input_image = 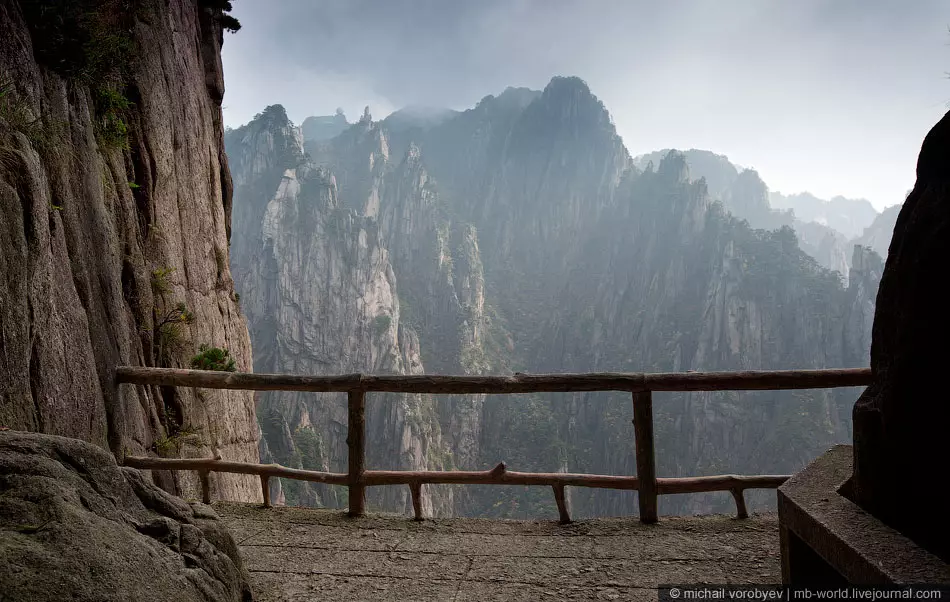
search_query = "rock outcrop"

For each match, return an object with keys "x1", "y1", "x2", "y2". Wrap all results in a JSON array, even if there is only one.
[
  {"x1": 852, "y1": 109, "x2": 950, "y2": 562},
  {"x1": 0, "y1": 0, "x2": 259, "y2": 501},
  {"x1": 0, "y1": 430, "x2": 253, "y2": 601}
]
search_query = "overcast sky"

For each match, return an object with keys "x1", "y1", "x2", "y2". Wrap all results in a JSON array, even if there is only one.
[{"x1": 221, "y1": 0, "x2": 949, "y2": 210}]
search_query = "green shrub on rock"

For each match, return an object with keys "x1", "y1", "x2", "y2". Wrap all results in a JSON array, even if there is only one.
[{"x1": 190, "y1": 344, "x2": 237, "y2": 372}]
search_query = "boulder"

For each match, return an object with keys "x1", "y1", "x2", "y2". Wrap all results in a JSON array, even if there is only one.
[
  {"x1": 0, "y1": 431, "x2": 253, "y2": 601},
  {"x1": 851, "y1": 109, "x2": 950, "y2": 562}
]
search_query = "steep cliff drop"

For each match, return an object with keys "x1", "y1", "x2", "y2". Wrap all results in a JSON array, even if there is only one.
[
  {"x1": 0, "y1": 0, "x2": 260, "y2": 502},
  {"x1": 228, "y1": 78, "x2": 883, "y2": 519},
  {"x1": 227, "y1": 105, "x2": 493, "y2": 515}
]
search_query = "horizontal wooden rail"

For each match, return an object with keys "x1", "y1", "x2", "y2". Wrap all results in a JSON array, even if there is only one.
[
  {"x1": 125, "y1": 456, "x2": 788, "y2": 493},
  {"x1": 124, "y1": 457, "x2": 641, "y2": 489},
  {"x1": 124, "y1": 456, "x2": 349, "y2": 485},
  {"x1": 123, "y1": 456, "x2": 789, "y2": 520},
  {"x1": 656, "y1": 474, "x2": 789, "y2": 494},
  {"x1": 118, "y1": 365, "x2": 865, "y2": 523},
  {"x1": 363, "y1": 463, "x2": 641, "y2": 489},
  {"x1": 116, "y1": 366, "x2": 871, "y2": 394}
]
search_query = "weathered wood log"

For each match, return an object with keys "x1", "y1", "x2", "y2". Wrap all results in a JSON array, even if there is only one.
[
  {"x1": 642, "y1": 369, "x2": 871, "y2": 391},
  {"x1": 124, "y1": 456, "x2": 349, "y2": 485},
  {"x1": 410, "y1": 482, "x2": 423, "y2": 521},
  {"x1": 261, "y1": 475, "x2": 271, "y2": 508},
  {"x1": 116, "y1": 366, "x2": 363, "y2": 391},
  {"x1": 361, "y1": 466, "x2": 640, "y2": 489},
  {"x1": 124, "y1": 456, "x2": 789, "y2": 494},
  {"x1": 655, "y1": 474, "x2": 789, "y2": 494},
  {"x1": 347, "y1": 391, "x2": 366, "y2": 517},
  {"x1": 731, "y1": 488, "x2": 748, "y2": 519},
  {"x1": 553, "y1": 485, "x2": 571, "y2": 524},
  {"x1": 115, "y1": 366, "x2": 871, "y2": 395},
  {"x1": 199, "y1": 470, "x2": 211, "y2": 504},
  {"x1": 632, "y1": 391, "x2": 658, "y2": 523}
]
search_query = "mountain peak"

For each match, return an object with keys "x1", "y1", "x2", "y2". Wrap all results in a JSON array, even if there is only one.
[
  {"x1": 251, "y1": 104, "x2": 293, "y2": 129},
  {"x1": 494, "y1": 86, "x2": 542, "y2": 109},
  {"x1": 729, "y1": 169, "x2": 770, "y2": 210},
  {"x1": 538, "y1": 76, "x2": 602, "y2": 112},
  {"x1": 544, "y1": 76, "x2": 592, "y2": 96},
  {"x1": 524, "y1": 75, "x2": 615, "y2": 135},
  {"x1": 658, "y1": 150, "x2": 689, "y2": 183}
]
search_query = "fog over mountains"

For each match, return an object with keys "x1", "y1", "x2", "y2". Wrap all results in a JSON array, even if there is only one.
[
  {"x1": 226, "y1": 78, "x2": 887, "y2": 517},
  {"x1": 222, "y1": 0, "x2": 949, "y2": 213}
]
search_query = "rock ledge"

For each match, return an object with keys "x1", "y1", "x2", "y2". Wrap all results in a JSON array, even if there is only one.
[{"x1": 0, "y1": 431, "x2": 253, "y2": 601}]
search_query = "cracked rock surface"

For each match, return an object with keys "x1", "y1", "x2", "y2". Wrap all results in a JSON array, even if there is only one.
[{"x1": 0, "y1": 431, "x2": 253, "y2": 601}]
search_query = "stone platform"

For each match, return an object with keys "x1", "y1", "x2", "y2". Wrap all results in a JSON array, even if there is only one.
[
  {"x1": 216, "y1": 502, "x2": 781, "y2": 601},
  {"x1": 778, "y1": 445, "x2": 950, "y2": 584}
]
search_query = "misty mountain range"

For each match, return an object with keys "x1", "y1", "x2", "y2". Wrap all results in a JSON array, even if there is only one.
[
  {"x1": 304, "y1": 107, "x2": 899, "y2": 281},
  {"x1": 225, "y1": 76, "x2": 887, "y2": 518}
]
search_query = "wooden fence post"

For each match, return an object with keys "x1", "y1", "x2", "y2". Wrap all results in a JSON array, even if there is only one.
[
  {"x1": 632, "y1": 391, "x2": 658, "y2": 523},
  {"x1": 731, "y1": 488, "x2": 748, "y2": 519},
  {"x1": 347, "y1": 391, "x2": 366, "y2": 517},
  {"x1": 410, "y1": 482, "x2": 423, "y2": 521},
  {"x1": 199, "y1": 470, "x2": 211, "y2": 505},
  {"x1": 552, "y1": 485, "x2": 571, "y2": 524},
  {"x1": 261, "y1": 475, "x2": 271, "y2": 508}
]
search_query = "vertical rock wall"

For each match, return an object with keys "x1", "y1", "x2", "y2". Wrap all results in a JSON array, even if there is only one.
[
  {"x1": 852, "y1": 109, "x2": 950, "y2": 562},
  {"x1": 0, "y1": 0, "x2": 260, "y2": 502}
]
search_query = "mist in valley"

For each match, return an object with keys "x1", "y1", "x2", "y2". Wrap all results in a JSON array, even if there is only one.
[{"x1": 217, "y1": 0, "x2": 949, "y2": 518}]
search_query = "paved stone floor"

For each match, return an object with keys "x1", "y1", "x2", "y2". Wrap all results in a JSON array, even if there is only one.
[{"x1": 216, "y1": 503, "x2": 780, "y2": 601}]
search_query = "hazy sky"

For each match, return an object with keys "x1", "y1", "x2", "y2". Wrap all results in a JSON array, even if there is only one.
[{"x1": 221, "y1": 1, "x2": 950, "y2": 210}]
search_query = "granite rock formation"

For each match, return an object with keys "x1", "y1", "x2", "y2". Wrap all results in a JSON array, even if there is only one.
[
  {"x1": 0, "y1": 430, "x2": 253, "y2": 601},
  {"x1": 0, "y1": 0, "x2": 259, "y2": 501},
  {"x1": 228, "y1": 106, "x2": 475, "y2": 514},
  {"x1": 851, "y1": 109, "x2": 950, "y2": 562}
]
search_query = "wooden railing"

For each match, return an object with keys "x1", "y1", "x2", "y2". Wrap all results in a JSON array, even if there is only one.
[{"x1": 116, "y1": 366, "x2": 871, "y2": 523}]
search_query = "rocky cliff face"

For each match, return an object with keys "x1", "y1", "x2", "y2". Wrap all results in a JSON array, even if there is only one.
[
  {"x1": 229, "y1": 77, "x2": 883, "y2": 518},
  {"x1": 634, "y1": 149, "x2": 887, "y2": 284},
  {"x1": 851, "y1": 203, "x2": 902, "y2": 258},
  {"x1": 793, "y1": 220, "x2": 852, "y2": 285},
  {"x1": 842, "y1": 245, "x2": 883, "y2": 368},
  {"x1": 0, "y1": 0, "x2": 259, "y2": 502},
  {"x1": 531, "y1": 153, "x2": 874, "y2": 516},
  {"x1": 228, "y1": 106, "x2": 499, "y2": 514}
]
